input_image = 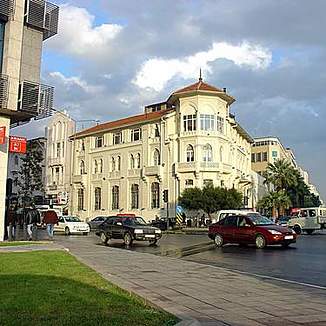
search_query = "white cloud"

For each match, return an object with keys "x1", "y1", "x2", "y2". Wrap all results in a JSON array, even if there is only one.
[
  {"x1": 133, "y1": 41, "x2": 272, "y2": 91},
  {"x1": 47, "y1": 4, "x2": 123, "y2": 56},
  {"x1": 49, "y1": 71, "x2": 104, "y2": 94}
]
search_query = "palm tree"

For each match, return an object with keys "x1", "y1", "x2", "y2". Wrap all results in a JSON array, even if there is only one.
[
  {"x1": 266, "y1": 159, "x2": 297, "y2": 191},
  {"x1": 258, "y1": 191, "x2": 291, "y2": 218}
]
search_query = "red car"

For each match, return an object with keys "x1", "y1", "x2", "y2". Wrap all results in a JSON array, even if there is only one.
[{"x1": 208, "y1": 214, "x2": 297, "y2": 249}]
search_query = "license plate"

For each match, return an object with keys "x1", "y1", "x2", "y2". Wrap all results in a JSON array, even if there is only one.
[
  {"x1": 284, "y1": 235, "x2": 293, "y2": 240},
  {"x1": 145, "y1": 235, "x2": 155, "y2": 238}
]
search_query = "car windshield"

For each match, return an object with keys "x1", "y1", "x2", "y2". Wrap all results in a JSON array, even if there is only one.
[
  {"x1": 65, "y1": 216, "x2": 81, "y2": 222},
  {"x1": 127, "y1": 217, "x2": 147, "y2": 225},
  {"x1": 248, "y1": 215, "x2": 274, "y2": 226}
]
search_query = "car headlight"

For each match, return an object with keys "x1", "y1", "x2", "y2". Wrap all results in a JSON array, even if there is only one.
[
  {"x1": 134, "y1": 229, "x2": 143, "y2": 234},
  {"x1": 268, "y1": 230, "x2": 282, "y2": 235},
  {"x1": 155, "y1": 229, "x2": 162, "y2": 234}
]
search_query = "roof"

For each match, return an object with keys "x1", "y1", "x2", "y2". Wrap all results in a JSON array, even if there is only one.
[{"x1": 72, "y1": 109, "x2": 173, "y2": 138}]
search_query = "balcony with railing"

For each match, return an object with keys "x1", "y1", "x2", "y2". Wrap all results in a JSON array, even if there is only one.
[
  {"x1": 0, "y1": 74, "x2": 9, "y2": 110},
  {"x1": 127, "y1": 169, "x2": 141, "y2": 178},
  {"x1": 0, "y1": 0, "x2": 15, "y2": 20},
  {"x1": 199, "y1": 162, "x2": 219, "y2": 171},
  {"x1": 177, "y1": 162, "x2": 197, "y2": 173},
  {"x1": 25, "y1": 0, "x2": 59, "y2": 40},
  {"x1": 109, "y1": 170, "x2": 121, "y2": 179},
  {"x1": 143, "y1": 165, "x2": 162, "y2": 176}
]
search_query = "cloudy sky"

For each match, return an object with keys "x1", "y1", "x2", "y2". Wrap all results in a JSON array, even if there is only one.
[{"x1": 16, "y1": 0, "x2": 326, "y2": 200}]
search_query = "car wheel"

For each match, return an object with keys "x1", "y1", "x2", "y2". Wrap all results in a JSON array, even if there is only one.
[
  {"x1": 149, "y1": 239, "x2": 157, "y2": 246},
  {"x1": 214, "y1": 234, "x2": 223, "y2": 247},
  {"x1": 255, "y1": 234, "x2": 266, "y2": 249},
  {"x1": 100, "y1": 232, "x2": 109, "y2": 245},
  {"x1": 306, "y1": 229, "x2": 314, "y2": 235},
  {"x1": 293, "y1": 225, "x2": 302, "y2": 235},
  {"x1": 124, "y1": 232, "x2": 133, "y2": 246},
  {"x1": 64, "y1": 227, "x2": 70, "y2": 236}
]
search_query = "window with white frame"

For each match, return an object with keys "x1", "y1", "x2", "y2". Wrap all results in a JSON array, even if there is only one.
[
  {"x1": 56, "y1": 142, "x2": 61, "y2": 157},
  {"x1": 80, "y1": 160, "x2": 86, "y2": 174},
  {"x1": 203, "y1": 144, "x2": 213, "y2": 162},
  {"x1": 186, "y1": 144, "x2": 194, "y2": 162},
  {"x1": 216, "y1": 116, "x2": 224, "y2": 133},
  {"x1": 130, "y1": 154, "x2": 135, "y2": 169},
  {"x1": 153, "y1": 149, "x2": 160, "y2": 166},
  {"x1": 112, "y1": 185, "x2": 119, "y2": 210},
  {"x1": 78, "y1": 188, "x2": 84, "y2": 211},
  {"x1": 94, "y1": 160, "x2": 98, "y2": 174},
  {"x1": 131, "y1": 184, "x2": 139, "y2": 209},
  {"x1": 94, "y1": 187, "x2": 101, "y2": 210},
  {"x1": 99, "y1": 159, "x2": 103, "y2": 173},
  {"x1": 136, "y1": 153, "x2": 141, "y2": 168},
  {"x1": 113, "y1": 131, "x2": 122, "y2": 145},
  {"x1": 183, "y1": 114, "x2": 197, "y2": 131},
  {"x1": 95, "y1": 135, "x2": 103, "y2": 148},
  {"x1": 117, "y1": 156, "x2": 121, "y2": 171},
  {"x1": 111, "y1": 157, "x2": 116, "y2": 171},
  {"x1": 200, "y1": 114, "x2": 215, "y2": 131},
  {"x1": 131, "y1": 128, "x2": 142, "y2": 142},
  {"x1": 151, "y1": 182, "x2": 160, "y2": 208}
]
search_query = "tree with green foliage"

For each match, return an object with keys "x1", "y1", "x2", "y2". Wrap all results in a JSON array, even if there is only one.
[
  {"x1": 258, "y1": 190, "x2": 292, "y2": 218},
  {"x1": 179, "y1": 185, "x2": 243, "y2": 217},
  {"x1": 16, "y1": 141, "x2": 44, "y2": 202}
]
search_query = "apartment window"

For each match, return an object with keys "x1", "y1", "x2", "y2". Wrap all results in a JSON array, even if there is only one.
[
  {"x1": 204, "y1": 179, "x2": 213, "y2": 187},
  {"x1": 136, "y1": 153, "x2": 141, "y2": 168},
  {"x1": 216, "y1": 116, "x2": 224, "y2": 133},
  {"x1": 251, "y1": 153, "x2": 255, "y2": 163},
  {"x1": 81, "y1": 139, "x2": 85, "y2": 151},
  {"x1": 200, "y1": 114, "x2": 215, "y2": 131},
  {"x1": 130, "y1": 154, "x2": 135, "y2": 169},
  {"x1": 256, "y1": 152, "x2": 262, "y2": 162},
  {"x1": 55, "y1": 167, "x2": 60, "y2": 183},
  {"x1": 111, "y1": 157, "x2": 116, "y2": 171},
  {"x1": 153, "y1": 149, "x2": 160, "y2": 166},
  {"x1": 185, "y1": 179, "x2": 194, "y2": 186},
  {"x1": 62, "y1": 142, "x2": 65, "y2": 158},
  {"x1": 262, "y1": 152, "x2": 268, "y2": 161},
  {"x1": 186, "y1": 145, "x2": 194, "y2": 162},
  {"x1": 112, "y1": 185, "x2": 119, "y2": 210},
  {"x1": 77, "y1": 188, "x2": 84, "y2": 211},
  {"x1": 131, "y1": 128, "x2": 142, "y2": 141},
  {"x1": 95, "y1": 135, "x2": 103, "y2": 148},
  {"x1": 272, "y1": 150, "x2": 278, "y2": 158},
  {"x1": 94, "y1": 160, "x2": 98, "y2": 174},
  {"x1": 151, "y1": 182, "x2": 160, "y2": 208},
  {"x1": 117, "y1": 156, "x2": 121, "y2": 171},
  {"x1": 183, "y1": 114, "x2": 197, "y2": 131},
  {"x1": 113, "y1": 131, "x2": 122, "y2": 145},
  {"x1": 0, "y1": 21, "x2": 5, "y2": 72},
  {"x1": 131, "y1": 184, "x2": 139, "y2": 209},
  {"x1": 203, "y1": 144, "x2": 213, "y2": 162},
  {"x1": 94, "y1": 187, "x2": 101, "y2": 210},
  {"x1": 154, "y1": 124, "x2": 160, "y2": 137},
  {"x1": 99, "y1": 159, "x2": 103, "y2": 173},
  {"x1": 56, "y1": 142, "x2": 61, "y2": 157}
]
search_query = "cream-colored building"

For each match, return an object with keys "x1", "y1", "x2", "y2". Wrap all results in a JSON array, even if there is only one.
[
  {"x1": 0, "y1": 0, "x2": 58, "y2": 240},
  {"x1": 70, "y1": 78, "x2": 257, "y2": 222},
  {"x1": 45, "y1": 111, "x2": 75, "y2": 206}
]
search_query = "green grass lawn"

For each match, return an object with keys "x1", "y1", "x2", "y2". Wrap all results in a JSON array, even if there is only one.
[
  {"x1": 0, "y1": 241, "x2": 46, "y2": 247},
  {"x1": 0, "y1": 251, "x2": 178, "y2": 326}
]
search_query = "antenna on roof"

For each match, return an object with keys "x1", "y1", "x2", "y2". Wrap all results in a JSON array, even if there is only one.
[{"x1": 199, "y1": 68, "x2": 202, "y2": 82}]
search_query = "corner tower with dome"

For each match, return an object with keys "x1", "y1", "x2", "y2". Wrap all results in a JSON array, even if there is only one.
[{"x1": 69, "y1": 78, "x2": 256, "y2": 221}]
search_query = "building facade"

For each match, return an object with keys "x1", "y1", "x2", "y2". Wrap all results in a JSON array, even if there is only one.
[
  {"x1": 45, "y1": 111, "x2": 75, "y2": 206},
  {"x1": 0, "y1": 0, "x2": 58, "y2": 240},
  {"x1": 70, "y1": 79, "x2": 256, "y2": 222}
]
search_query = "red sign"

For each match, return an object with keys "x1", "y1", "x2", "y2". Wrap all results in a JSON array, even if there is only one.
[
  {"x1": 9, "y1": 136, "x2": 27, "y2": 154},
  {"x1": 0, "y1": 126, "x2": 6, "y2": 145}
]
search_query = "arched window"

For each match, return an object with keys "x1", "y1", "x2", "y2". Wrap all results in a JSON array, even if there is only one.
[
  {"x1": 78, "y1": 188, "x2": 84, "y2": 211},
  {"x1": 151, "y1": 182, "x2": 160, "y2": 208},
  {"x1": 94, "y1": 187, "x2": 101, "y2": 210},
  {"x1": 111, "y1": 157, "x2": 116, "y2": 171},
  {"x1": 203, "y1": 144, "x2": 212, "y2": 162},
  {"x1": 153, "y1": 149, "x2": 160, "y2": 166},
  {"x1": 220, "y1": 146, "x2": 223, "y2": 162},
  {"x1": 94, "y1": 160, "x2": 98, "y2": 174},
  {"x1": 117, "y1": 156, "x2": 121, "y2": 171},
  {"x1": 131, "y1": 184, "x2": 139, "y2": 209},
  {"x1": 80, "y1": 160, "x2": 85, "y2": 175},
  {"x1": 130, "y1": 154, "x2": 135, "y2": 169},
  {"x1": 186, "y1": 145, "x2": 194, "y2": 162},
  {"x1": 136, "y1": 153, "x2": 141, "y2": 169},
  {"x1": 112, "y1": 185, "x2": 119, "y2": 210}
]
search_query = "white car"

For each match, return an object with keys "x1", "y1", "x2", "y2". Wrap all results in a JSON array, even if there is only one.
[{"x1": 54, "y1": 216, "x2": 90, "y2": 235}]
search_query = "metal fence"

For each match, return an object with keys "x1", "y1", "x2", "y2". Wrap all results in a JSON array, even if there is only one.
[{"x1": 0, "y1": 0, "x2": 15, "y2": 19}]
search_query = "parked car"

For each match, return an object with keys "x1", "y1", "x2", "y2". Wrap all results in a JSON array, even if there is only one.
[
  {"x1": 96, "y1": 215, "x2": 162, "y2": 246},
  {"x1": 208, "y1": 214, "x2": 297, "y2": 249},
  {"x1": 88, "y1": 216, "x2": 111, "y2": 231},
  {"x1": 276, "y1": 216, "x2": 291, "y2": 227},
  {"x1": 54, "y1": 216, "x2": 90, "y2": 235},
  {"x1": 150, "y1": 218, "x2": 176, "y2": 230}
]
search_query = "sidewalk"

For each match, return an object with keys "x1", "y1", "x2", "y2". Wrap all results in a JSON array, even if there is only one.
[{"x1": 62, "y1": 239, "x2": 326, "y2": 326}]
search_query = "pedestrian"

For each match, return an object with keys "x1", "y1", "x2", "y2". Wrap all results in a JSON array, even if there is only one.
[
  {"x1": 26, "y1": 204, "x2": 41, "y2": 241},
  {"x1": 42, "y1": 210, "x2": 58, "y2": 240},
  {"x1": 7, "y1": 203, "x2": 18, "y2": 241}
]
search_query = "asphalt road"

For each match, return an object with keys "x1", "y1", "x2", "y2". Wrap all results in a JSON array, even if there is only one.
[{"x1": 57, "y1": 231, "x2": 326, "y2": 288}]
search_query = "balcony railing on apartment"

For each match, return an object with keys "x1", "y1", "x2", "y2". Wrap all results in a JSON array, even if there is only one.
[
  {"x1": 17, "y1": 81, "x2": 54, "y2": 118},
  {"x1": 0, "y1": 0, "x2": 15, "y2": 20},
  {"x1": 25, "y1": 0, "x2": 59, "y2": 40},
  {"x1": 0, "y1": 74, "x2": 9, "y2": 109}
]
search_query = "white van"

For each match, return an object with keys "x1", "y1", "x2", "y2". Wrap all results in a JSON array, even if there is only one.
[
  {"x1": 211, "y1": 210, "x2": 261, "y2": 224},
  {"x1": 288, "y1": 207, "x2": 326, "y2": 235}
]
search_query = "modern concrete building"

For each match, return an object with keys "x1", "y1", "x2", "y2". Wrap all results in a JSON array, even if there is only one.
[
  {"x1": 69, "y1": 78, "x2": 256, "y2": 222},
  {"x1": 0, "y1": 0, "x2": 58, "y2": 240},
  {"x1": 7, "y1": 136, "x2": 46, "y2": 201},
  {"x1": 45, "y1": 111, "x2": 75, "y2": 206}
]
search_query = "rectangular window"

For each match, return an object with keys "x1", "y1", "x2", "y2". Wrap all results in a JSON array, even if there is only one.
[
  {"x1": 95, "y1": 187, "x2": 101, "y2": 210},
  {"x1": 185, "y1": 179, "x2": 194, "y2": 186},
  {"x1": 131, "y1": 128, "x2": 142, "y2": 142},
  {"x1": 113, "y1": 131, "x2": 122, "y2": 145},
  {"x1": 203, "y1": 179, "x2": 213, "y2": 187},
  {"x1": 95, "y1": 136, "x2": 103, "y2": 148},
  {"x1": 251, "y1": 153, "x2": 256, "y2": 163},
  {"x1": 183, "y1": 114, "x2": 197, "y2": 132},
  {"x1": 200, "y1": 114, "x2": 215, "y2": 131},
  {"x1": 62, "y1": 142, "x2": 65, "y2": 157},
  {"x1": 216, "y1": 116, "x2": 224, "y2": 133},
  {"x1": 272, "y1": 150, "x2": 278, "y2": 158},
  {"x1": 56, "y1": 142, "x2": 61, "y2": 158},
  {"x1": 77, "y1": 189, "x2": 84, "y2": 211},
  {"x1": 154, "y1": 124, "x2": 160, "y2": 137},
  {"x1": 0, "y1": 21, "x2": 5, "y2": 72},
  {"x1": 262, "y1": 152, "x2": 268, "y2": 161},
  {"x1": 256, "y1": 152, "x2": 262, "y2": 162}
]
